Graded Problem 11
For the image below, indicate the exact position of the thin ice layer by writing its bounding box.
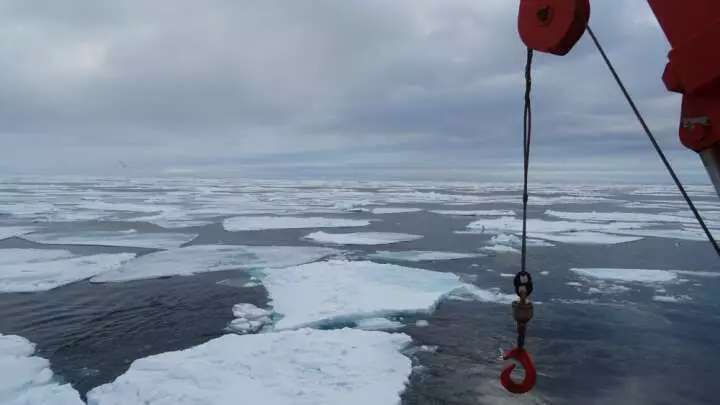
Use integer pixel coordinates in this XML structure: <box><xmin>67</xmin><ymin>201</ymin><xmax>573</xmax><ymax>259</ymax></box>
<box><xmin>228</xmin><ymin>304</ymin><xmax>273</xmax><ymax>334</ymax></box>
<box><xmin>355</xmin><ymin>318</ymin><xmax>405</xmax><ymax>330</ymax></box>
<box><xmin>305</xmin><ymin>231</ymin><xmax>423</xmax><ymax>246</ymax></box>
<box><xmin>223</xmin><ymin>216</ymin><xmax>370</xmax><ymax>231</ymax></box>
<box><xmin>371</xmin><ymin>207</ymin><xmax>422</xmax><ymax>214</ymax></box>
<box><xmin>529</xmin><ymin>232</ymin><xmax>642</xmax><ymax>245</ymax></box>
<box><xmin>0</xmin><ymin>249</ymin><xmax>135</xmax><ymax>292</ymax></box>
<box><xmin>0</xmin><ymin>333</ymin><xmax>85</xmax><ymax>405</ymax></box>
<box><xmin>23</xmin><ymin>230</ymin><xmax>197</xmax><ymax>249</ymax></box>
<box><xmin>92</xmin><ymin>245</ymin><xmax>339</xmax><ymax>283</ymax></box>
<box><xmin>544</xmin><ymin>210</ymin><xmax>691</xmax><ymax>224</ymax></box>
<box><xmin>260</xmin><ymin>260</ymin><xmax>463</xmax><ymax>330</ymax></box>
<box><xmin>0</xmin><ymin>226</ymin><xmax>35</xmax><ymax>240</ymax></box>
<box><xmin>570</xmin><ymin>268</ymin><xmax>678</xmax><ymax>283</ymax></box>
<box><xmin>368</xmin><ymin>251</ymin><xmax>484</xmax><ymax>262</ymax></box>
<box><xmin>87</xmin><ymin>328</ymin><xmax>412</xmax><ymax>405</ymax></box>
<box><xmin>430</xmin><ymin>210</ymin><xmax>515</xmax><ymax>217</ymax></box>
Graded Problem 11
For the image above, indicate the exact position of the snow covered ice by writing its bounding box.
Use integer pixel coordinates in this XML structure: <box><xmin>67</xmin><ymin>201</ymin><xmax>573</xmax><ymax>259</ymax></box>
<box><xmin>259</xmin><ymin>260</ymin><xmax>465</xmax><ymax>330</ymax></box>
<box><xmin>223</xmin><ymin>216</ymin><xmax>371</xmax><ymax>231</ymax></box>
<box><xmin>92</xmin><ymin>245</ymin><xmax>339</xmax><ymax>282</ymax></box>
<box><xmin>0</xmin><ymin>226</ymin><xmax>35</xmax><ymax>241</ymax></box>
<box><xmin>23</xmin><ymin>230</ymin><xmax>198</xmax><ymax>249</ymax></box>
<box><xmin>227</xmin><ymin>304</ymin><xmax>273</xmax><ymax>334</ymax></box>
<box><xmin>0</xmin><ymin>333</ymin><xmax>84</xmax><ymax>405</ymax></box>
<box><xmin>0</xmin><ymin>249</ymin><xmax>135</xmax><ymax>292</ymax></box>
<box><xmin>368</xmin><ymin>250</ymin><xmax>484</xmax><ymax>262</ymax></box>
<box><xmin>305</xmin><ymin>231</ymin><xmax>423</xmax><ymax>245</ymax></box>
<box><xmin>87</xmin><ymin>328</ymin><xmax>413</xmax><ymax>405</ymax></box>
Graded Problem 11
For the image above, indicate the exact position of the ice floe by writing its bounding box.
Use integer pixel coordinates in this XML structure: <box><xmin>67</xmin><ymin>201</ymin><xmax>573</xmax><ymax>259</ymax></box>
<box><xmin>305</xmin><ymin>231</ymin><xmax>423</xmax><ymax>246</ymax></box>
<box><xmin>570</xmin><ymin>268</ymin><xmax>678</xmax><ymax>283</ymax></box>
<box><xmin>0</xmin><ymin>226</ymin><xmax>35</xmax><ymax>240</ymax></box>
<box><xmin>223</xmin><ymin>216</ymin><xmax>371</xmax><ymax>231</ymax></box>
<box><xmin>430</xmin><ymin>210</ymin><xmax>515</xmax><ymax>217</ymax></box>
<box><xmin>87</xmin><ymin>328</ymin><xmax>412</xmax><ymax>405</ymax></box>
<box><xmin>445</xmin><ymin>285</ymin><xmax>516</xmax><ymax>304</ymax></box>
<box><xmin>481</xmin><ymin>245</ymin><xmax>520</xmax><ymax>254</ymax></box>
<box><xmin>259</xmin><ymin>260</ymin><xmax>464</xmax><ymax>330</ymax></box>
<box><xmin>355</xmin><ymin>318</ymin><xmax>404</xmax><ymax>331</ymax></box>
<box><xmin>466</xmin><ymin>216</ymin><xmax>649</xmax><ymax>234</ymax></box>
<box><xmin>227</xmin><ymin>304</ymin><xmax>273</xmax><ymax>334</ymax></box>
<box><xmin>653</xmin><ymin>295</ymin><xmax>693</xmax><ymax>303</ymax></box>
<box><xmin>529</xmin><ymin>231</ymin><xmax>642</xmax><ymax>245</ymax></box>
<box><xmin>544</xmin><ymin>210</ymin><xmax>691</xmax><ymax>224</ymax></box>
<box><xmin>368</xmin><ymin>250</ymin><xmax>484</xmax><ymax>262</ymax></box>
<box><xmin>23</xmin><ymin>230</ymin><xmax>197</xmax><ymax>249</ymax></box>
<box><xmin>0</xmin><ymin>249</ymin><xmax>135</xmax><ymax>292</ymax></box>
<box><xmin>415</xmin><ymin>320</ymin><xmax>429</xmax><ymax>327</ymax></box>
<box><xmin>0</xmin><ymin>333</ymin><xmax>84</xmax><ymax>405</ymax></box>
<box><xmin>370</xmin><ymin>207</ymin><xmax>422</xmax><ymax>214</ymax></box>
<box><xmin>92</xmin><ymin>245</ymin><xmax>339</xmax><ymax>283</ymax></box>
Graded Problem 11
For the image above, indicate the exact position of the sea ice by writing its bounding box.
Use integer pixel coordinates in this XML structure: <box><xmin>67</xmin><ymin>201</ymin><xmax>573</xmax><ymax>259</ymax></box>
<box><xmin>529</xmin><ymin>231</ymin><xmax>642</xmax><ymax>245</ymax></box>
<box><xmin>0</xmin><ymin>226</ymin><xmax>35</xmax><ymax>241</ymax></box>
<box><xmin>466</xmin><ymin>216</ymin><xmax>649</xmax><ymax>234</ymax></box>
<box><xmin>259</xmin><ymin>260</ymin><xmax>464</xmax><ymax>330</ymax></box>
<box><xmin>87</xmin><ymin>328</ymin><xmax>412</xmax><ymax>405</ymax></box>
<box><xmin>0</xmin><ymin>249</ymin><xmax>135</xmax><ymax>292</ymax></box>
<box><xmin>92</xmin><ymin>245</ymin><xmax>339</xmax><ymax>283</ymax></box>
<box><xmin>481</xmin><ymin>244</ymin><xmax>520</xmax><ymax>254</ymax></box>
<box><xmin>223</xmin><ymin>216</ymin><xmax>370</xmax><ymax>231</ymax></box>
<box><xmin>430</xmin><ymin>210</ymin><xmax>515</xmax><ymax>217</ymax></box>
<box><xmin>653</xmin><ymin>295</ymin><xmax>693</xmax><ymax>303</ymax></box>
<box><xmin>368</xmin><ymin>250</ymin><xmax>484</xmax><ymax>262</ymax></box>
<box><xmin>445</xmin><ymin>285</ymin><xmax>516</xmax><ymax>304</ymax></box>
<box><xmin>305</xmin><ymin>231</ymin><xmax>423</xmax><ymax>246</ymax></box>
<box><xmin>355</xmin><ymin>318</ymin><xmax>405</xmax><ymax>330</ymax></box>
<box><xmin>371</xmin><ymin>207</ymin><xmax>422</xmax><ymax>214</ymax></box>
<box><xmin>23</xmin><ymin>230</ymin><xmax>197</xmax><ymax>249</ymax></box>
<box><xmin>415</xmin><ymin>320</ymin><xmax>429</xmax><ymax>327</ymax></box>
<box><xmin>544</xmin><ymin>210</ymin><xmax>691</xmax><ymax>224</ymax></box>
<box><xmin>227</xmin><ymin>303</ymin><xmax>273</xmax><ymax>334</ymax></box>
<box><xmin>0</xmin><ymin>333</ymin><xmax>84</xmax><ymax>405</ymax></box>
<box><xmin>570</xmin><ymin>268</ymin><xmax>678</xmax><ymax>283</ymax></box>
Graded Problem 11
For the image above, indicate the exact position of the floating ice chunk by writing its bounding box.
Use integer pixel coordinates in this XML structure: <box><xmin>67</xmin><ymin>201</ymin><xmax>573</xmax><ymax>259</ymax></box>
<box><xmin>23</xmin><ymin>231</ymin><xmax>197</xmax><ymax>249</ymax></box>
<box><xmin>544</xmin><ymin>210</ymin><xmax>690</xmax><ymax>224</ymax></box>
<box><xmin>415</xmin><ymin>320</ymin><xmax>429</xmax><ymax>327</ymax></box>
<box><xmin>430</xmin><ymin>210</ymin><xmax>515</xmax><ymax>217</ymax></box>
<box><xmin>446</xmin><ymin>285</ymin><xmax>515</xmax><ymax>304</ymax></box>
<box><xmin>355</xmin><ymin>318</ymin><xmax>404</xmax><ymax>331</ymax></box>
<box><xmin>540</xmin><ymin>271</ymin><xmax>550</xmax><ymax>276</ymax></box>
<box><xmin>260</xmin><ymin>260</ymin><xmax>463</xmax><ymax>330</ymax></box>
<box><xmin>653</xmin><ymin>295</ymin><xmax>693</xmax><ymax>303</ymax></box>
<box><xmin>371</xmin><ymin>207</ymin><xmax>422</xmax><ymax>214</ymax></box>
<box><xmin>76</xmin><ymin>201</ymin><xmax>172</xmax><ymax>213</ymax></box>
<box><xmin>587</xmin><ymin>284</ymin><xmax>631</xmax><ymax>295</ymax></box>
<box><xmin>0</xmin><ymin>333</ymin><xmax>85</xmax><ymax>405</ymax></box>
<box><xmin>481</xmin><ymin>245</ymin><xmax>520</xmax><ymax>254</ymax></box>
<box><xmin>499</xmin><ymin>273</ymin><xmax>514</xmax><ymax>278</ymax></box>
<box><xmin>488</xmin><ymin>233</ymin><xmax>554</xmax><ymax>247</ymax></box>
<box><xmin>87</xmin><ymin>328</ymin><xmax>412</xmax><ymax>405</ymax></box>
<box><xmin>570</xmin><ymin>268</ymin><xmax>677</xmax><ymax>283</ymax></box>
<box><xmin>0</xmin><ymin>226</ymin><xmax>35</xmax><ymax>240</ymax></box>
<box><xmin>368</xmin><ymin>250</ymin><xmax>484</xmax><ymax>262</ymax></box>
<box><xmin>466</xmin><ymin>216</ymin><xmax>649</xmax><ymax>234</ymax></box>
<box><xmin>305</xmin><ymin>231</ymin><xmax>423</xmax><ymax>246</ymax></box>
<box><xmin>606</xmin><ymin>228</ymin><xmax>715</xmax><ymax>242</ymax></box>
<box><xmin>0</xmin><ymin>249</ymin><xmax>135</xmax><ymax>292</ymax></box>
<box><xmin>223</xmin><ymin>216</ymin><xmax>370</xmax><ymax>231</ymax></box>
<box><xmin>529</xmin><ymin>231</ymin><xmax>642</xmax><ymax>245</ymax></box>
<box><xmin>228</xmin><ymin>304</ymin><xmax>273</xmax><ymax>334</ymax></box>
<box><xmin>129</xmin><ymin>210</ymin><xmax>214</xmax><ymax>228</ymax></box>
<box><xmin>566</xmin><ymin>282</ymin><xmax>583</xmax><ymax>287</ymax></box>
<box><xmin>92</xmin><ymin>245</ymin><xmax>339</xmax><ymax>283</ymax></box>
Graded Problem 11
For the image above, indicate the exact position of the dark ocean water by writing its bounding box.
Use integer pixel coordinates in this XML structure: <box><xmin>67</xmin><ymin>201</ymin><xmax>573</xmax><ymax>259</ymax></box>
<box><xmin>0</xmin><ymin>180</ymin><xmax>718</xmax><ymax>404</ymax></box>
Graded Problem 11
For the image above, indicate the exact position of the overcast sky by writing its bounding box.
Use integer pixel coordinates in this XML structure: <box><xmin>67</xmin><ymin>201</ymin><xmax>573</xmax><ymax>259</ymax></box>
<box><xmin>0</xmin><ymin>0</ymin><xmax>709</xmax><ymax>184</ymax></box>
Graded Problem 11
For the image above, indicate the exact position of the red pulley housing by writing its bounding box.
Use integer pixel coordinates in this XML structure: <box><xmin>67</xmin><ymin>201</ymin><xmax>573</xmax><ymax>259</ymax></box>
<box><xmin>518</xmin><ymin>0</ymin><xmax>590</xmax><ymax>55</ymax></box>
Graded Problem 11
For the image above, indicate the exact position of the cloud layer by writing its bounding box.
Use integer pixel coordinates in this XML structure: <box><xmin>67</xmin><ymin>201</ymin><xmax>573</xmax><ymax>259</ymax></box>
<box><xmin>0</xmin><ymin>0</ymin><xmax>707</xmax><ymax>183</ymax></box>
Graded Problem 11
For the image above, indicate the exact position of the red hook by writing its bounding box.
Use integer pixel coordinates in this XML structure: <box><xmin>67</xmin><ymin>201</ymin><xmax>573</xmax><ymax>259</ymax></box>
<box><xmin>500</xmin><ymin>347</ymin><xmax>537</xmax><ymax>394</ymax></box>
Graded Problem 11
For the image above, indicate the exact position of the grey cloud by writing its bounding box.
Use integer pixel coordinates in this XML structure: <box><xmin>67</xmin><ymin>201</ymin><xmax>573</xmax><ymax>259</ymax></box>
<box><xmin>0</xmin><ymin>0</ymin><xmax>706</xmax><ymax>183</ymax></box>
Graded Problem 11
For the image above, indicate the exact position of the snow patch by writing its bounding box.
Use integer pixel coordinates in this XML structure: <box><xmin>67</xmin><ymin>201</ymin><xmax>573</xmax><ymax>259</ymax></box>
<box><xmin>0</xmin><ymin>249</ymin><xmax>135</xmax><ymax>292</ymax></box>
<box><xmin>223</xmin><ymin>216</ymin><xmax>370</xmax><ymax>231</ymax></box>
<box><xmin>259</xmin><ymin>260</ymin><xmax>463</xmax><ymax>330</ymax></box>
<box><xmin>87</xmin><ymin>328</ymin><xmax>412</xmax><ymax>405</ymax></box>
<box><xmin>305</xmin><ymin>231</ymin><xmax>423</xmax><ymax>246</ymax></box>
<box><xmin>23</xmin><ymin>231</ymin><xmax>197</xmax><ymax>249</ymax></box>
<box><xmin>92</xmin><ymin>245</ymin><xmax>339</xmax><ymax>283</ymax></box>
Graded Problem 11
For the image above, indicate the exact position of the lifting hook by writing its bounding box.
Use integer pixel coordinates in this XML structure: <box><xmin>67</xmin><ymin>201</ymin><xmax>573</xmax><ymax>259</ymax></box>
<box><xmin>500</xmin><ymin>347</ymin><xmax>537</xmax><ymax>394</ymax></box>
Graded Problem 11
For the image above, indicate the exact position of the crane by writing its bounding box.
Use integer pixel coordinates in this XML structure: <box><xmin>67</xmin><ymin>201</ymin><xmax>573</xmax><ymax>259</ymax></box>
<box><xmin>499</xmin><ymin>0</ymin><xmax>720</xmax><ymax>395</ymax></box>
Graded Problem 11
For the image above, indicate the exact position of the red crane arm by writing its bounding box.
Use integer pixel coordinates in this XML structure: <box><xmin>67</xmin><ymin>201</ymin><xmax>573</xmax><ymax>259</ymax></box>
<box><xmin>517</xmin><ymin>0</ymin><xmax>720</xmax><ymax>192</ymax></box>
